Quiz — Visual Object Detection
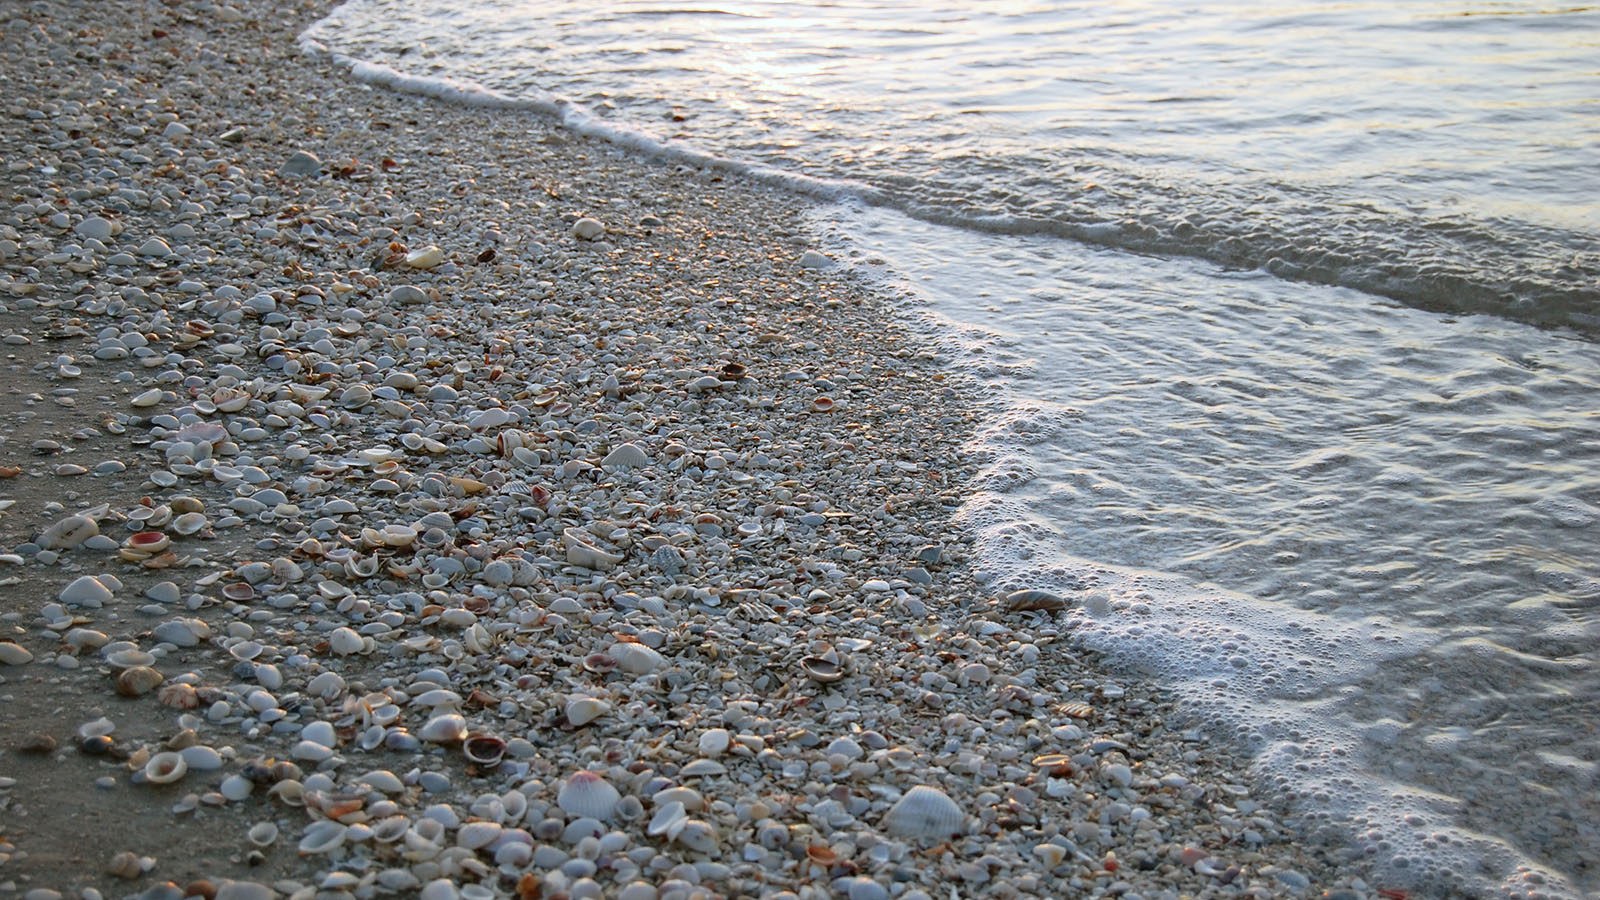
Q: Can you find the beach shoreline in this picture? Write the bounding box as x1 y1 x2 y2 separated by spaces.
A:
0 2 1379 898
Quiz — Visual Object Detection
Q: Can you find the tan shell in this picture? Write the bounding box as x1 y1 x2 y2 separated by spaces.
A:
115 665 165 697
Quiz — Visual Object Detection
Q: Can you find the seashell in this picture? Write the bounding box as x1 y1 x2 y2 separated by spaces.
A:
678 759 726 777
171 511 208 535
221 582 255 602
607 641 664 675
563 527 622 571
220 774 253 801
345 554 380 579
647 800 688 839
601 442 649 469
565 697 610 727
157 682 198 709
115 665 165 697
371 815 409 843
403 245 445 269
105 850 142 879
60 574 114 608
462 733 506 766
38 514 98 550
801 655 845 684
143 751 188 784
883 785 966 840
329 627 364 655
1060 702 1094 719
105 648 156 668
557 770 621 821
721 361 748 380
582 653 618 675
675 819 718 854
247 822 279 848
652 786 705 812
697 729 730 757
297 819 348 855
418 713 468 744
124 531 170 554
810 396 836 412
268 779 305 806
457 821 502 850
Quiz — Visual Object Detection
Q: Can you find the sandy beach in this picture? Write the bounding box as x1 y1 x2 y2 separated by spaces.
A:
0 2 1379 898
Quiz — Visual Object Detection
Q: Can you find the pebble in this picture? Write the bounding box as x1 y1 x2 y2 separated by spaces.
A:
279 149 322 177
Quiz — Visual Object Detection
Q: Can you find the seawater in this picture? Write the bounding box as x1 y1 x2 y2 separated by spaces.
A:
302 2 1600 896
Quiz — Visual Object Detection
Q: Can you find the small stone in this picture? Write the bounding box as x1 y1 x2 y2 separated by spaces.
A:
329 627 363 655
388 285 428 305
76 217 114 241
279 150 321 177
136 237 172 257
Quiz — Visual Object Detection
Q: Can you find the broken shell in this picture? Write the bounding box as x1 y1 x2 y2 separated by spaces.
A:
557 770 621 821
461 734 506 767
800 656 845 684
247 822 279 848
563 527 622 570
157 682 199 709
883 785 966 840
143 751 188 784
115 665 165 697
648 800 689 839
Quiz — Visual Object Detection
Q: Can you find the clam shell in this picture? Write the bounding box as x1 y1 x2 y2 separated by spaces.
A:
557 770 621 821
883 785 966 840
648 800 688 839
675 819 718 853
462 733 506 766
565 697 610 727
143 751 188 784
39 514 100 550
115 665 164 697
297 819 348 855
247 822 279 847
418 713 468 744
171 511 208 535
124 531 170 553
801 655 845 684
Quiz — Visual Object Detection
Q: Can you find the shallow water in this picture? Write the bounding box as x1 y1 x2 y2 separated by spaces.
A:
304 2 1600 895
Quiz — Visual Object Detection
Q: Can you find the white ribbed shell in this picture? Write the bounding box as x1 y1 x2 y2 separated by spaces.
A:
557 770 622 821
883 785 966 840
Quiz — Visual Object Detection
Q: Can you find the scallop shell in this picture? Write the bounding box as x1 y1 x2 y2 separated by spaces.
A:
883 785 966 840
142 751 188 784
557 770 621 821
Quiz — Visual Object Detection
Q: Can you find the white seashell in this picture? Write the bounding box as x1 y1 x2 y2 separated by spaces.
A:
359 770 406 794
557 770 621 821
301 720 337 747
371 815 409 843
220 774 253 801
565 696 610 727
678 759 726 777
171 511 208 535
647 800 688 839
572 217 605 240
297 819 348 855
607 641 664 675
306 671 346 700
601 442 650 468
38 514 98 550
651 786 704 812
143 751 188 784
328 627 364 655
883 785 966 840
418 713 468 744
403 245 446 269
248 822 279 847
60 574 114 608
697 729 730 757
419 879 459 900
457 821 502 850
675 819 718 854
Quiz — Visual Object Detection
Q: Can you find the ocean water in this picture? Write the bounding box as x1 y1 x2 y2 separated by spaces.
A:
301 2 1600 896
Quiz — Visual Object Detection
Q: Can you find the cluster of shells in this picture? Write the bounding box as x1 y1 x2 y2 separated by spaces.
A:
0 1 1338 898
